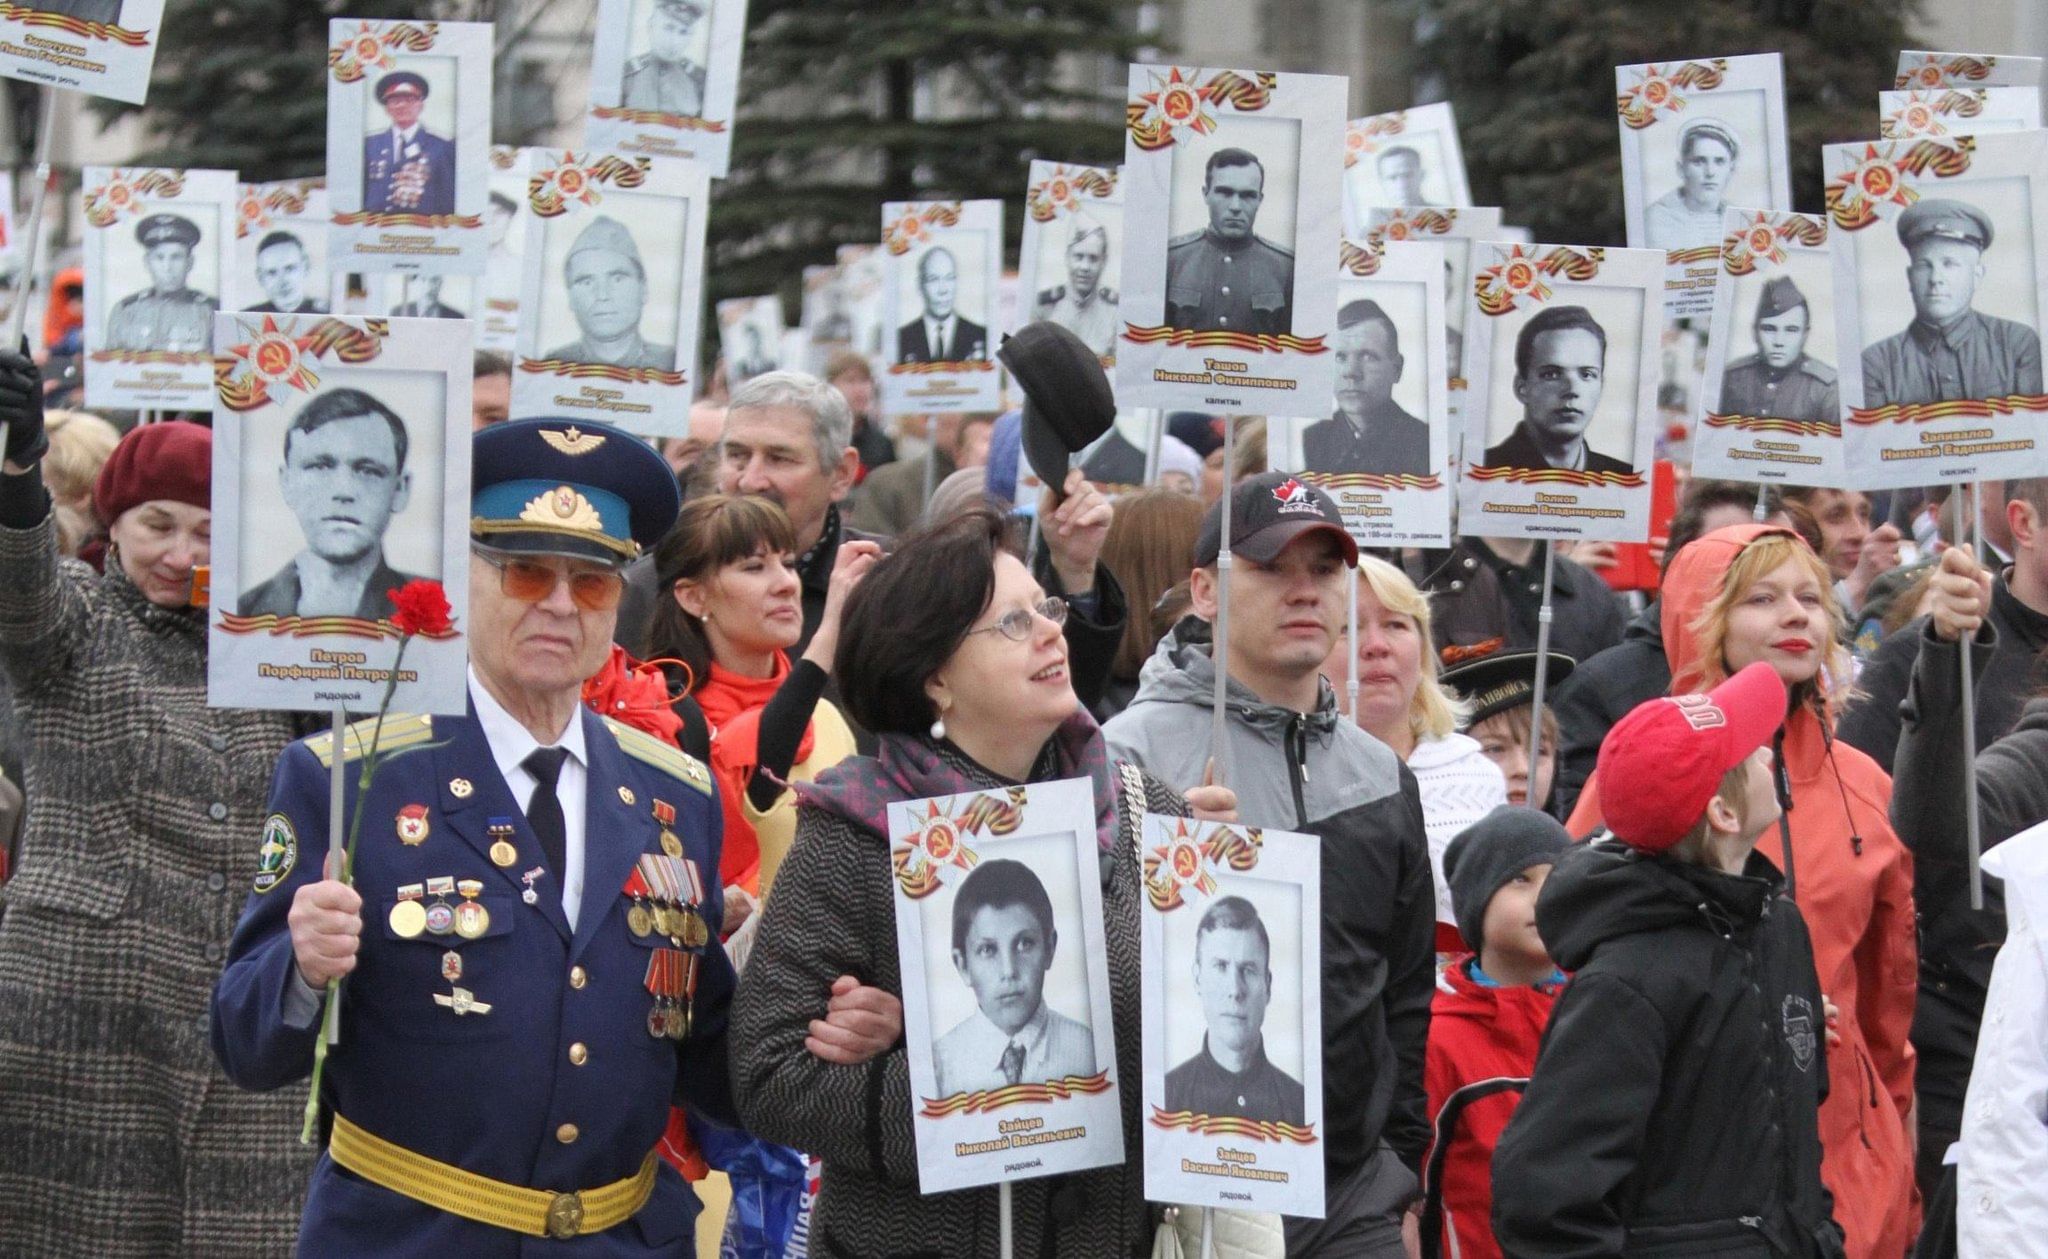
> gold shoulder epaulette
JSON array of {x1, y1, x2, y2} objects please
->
[
  {"x1": 306, "y1": 713, "x2": 436, "y2": 768},
  {"x1": 603, "y1": 717, "x2": 712, "y2": 796}
]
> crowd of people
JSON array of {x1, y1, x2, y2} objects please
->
[{"x1": 0, "y1": 322, "x2": 2043, "y2": 1259}]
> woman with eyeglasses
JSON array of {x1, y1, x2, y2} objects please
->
[
  {"x1": 647, "y1": 494, "x2": 878, "y2": 925},
  {"x1": 732, "y1": 508, "x2": 1236, "y2": 1256}
]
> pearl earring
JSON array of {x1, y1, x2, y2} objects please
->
[{"x1": 929, "y1": 713, "x2": 947, "y2": 741}]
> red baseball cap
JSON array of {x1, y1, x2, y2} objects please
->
[{"x1": 1597, "y1": 662, "x2": 1787, "y2": 853}]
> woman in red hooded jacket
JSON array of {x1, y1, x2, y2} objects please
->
[{"x1": 1568, "y1": 524, "x2": 1918, "y2": 1259}]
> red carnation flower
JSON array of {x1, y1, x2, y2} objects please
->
[{"x1": 389, "y1": 579, "x2": 454, "y2": 637}]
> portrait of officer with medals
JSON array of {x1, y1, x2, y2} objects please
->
[
  {"x1": 1165, "y1": 147, "x2": 1295, "y2": 335},
  {"x1": 1163, "y1": 895, "x2": 1306, "y2": 1127},
  {"x1": 620, "y1": 0, "x2": 709, "y2": 117},
  {"x1": 1861, "y1": 197, "x2": 2045, "y2": 409},
  {"x1": 106, "y1": 213, "x2": 217, "y2": 353},
  {"x1": 363, "y1": 70, "x2": 457, "y2": 217},
  {"x1": 1716, "y1": 275, "x2": 1838, "y2": 423},
  {"x1": 543, "y1": 215, "x2": 678, "y2": 372},
  {"x1": 1032, "y1": 211, "x2": 1119, "y2": 358},
  {"x1": 212, "y1": 417, "x2": 742, "y2": 1251}
]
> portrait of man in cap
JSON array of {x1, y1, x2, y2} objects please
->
[
  {"x1": 931, "y1": 859, "x2": 1095, "y2": 1098},
  {"x1": 1644, "y1": 117, "x2": 1740, "y2": 251},
  {"x1": 1376, "y1": 145, "x2": 1430, "y2": 208},
  {"x1": 247, "y1": 230, "x2": 328, "y2": 316},
  {"x1": 1033, "y1": 211, "x2": 1119, "y2": 357},
  {"x1": 1164, "y1": 895, "x2": 1306, "y2": 1127},
  {"x1": 1484, "y1": 304, "x2": 1632, "y2": 475},
  {"x1": 620, "y1": 0, "x2": 708, "y2": 117},
  {"x1": 896, "y1": 245, "x2": 989, "y2": 364},
  {"x1": 543, "y1": 215, "x2": 676, "y2": 371},
  {"x1": 1717, "y1": 275, "x2": 1836, "y2": 423},
  {"x1": 106, "y1": 213, "x2": 217, "y2": 353},
  {"x1": 363, "y1": 70, "x2": 456, "y2": 216},
  {"x1": 239, "y1": 386, "x2": 428, "y2": 622},
  {"x1": 1862, "y1": 197, "x2": 2044, "y2": 408},
  {"x1": 1302, "y1": 299, "x2": 1431, "y2": 476},
  {"x1": 1166, "y1": 147, "x2": 1295, "y2": 335},
  {"x1": 391, "y1": 274, "x2": 466, "y2": 321}
]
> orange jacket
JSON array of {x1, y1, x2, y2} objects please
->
[{"x1": 1567, "y1": 524, "x2": 1919, "y2": 1259}]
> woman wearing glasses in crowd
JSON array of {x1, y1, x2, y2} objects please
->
[
  {"x1": 733, "y1": 509, "x2": 1237, "y2": 1255},
  {"x1": 0, "y1": 360, "x2": 310, "y2": 1252},
  {"x1": 647, "y1": 493, "x2": 879, "y2": 927}
]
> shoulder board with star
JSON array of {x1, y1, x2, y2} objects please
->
[
  {"x1": 305, "y1": 713, "x2": 435, "y2": 768},
  {"x1": 603, "y1": 716, "x2": 712, "y2": 796}
]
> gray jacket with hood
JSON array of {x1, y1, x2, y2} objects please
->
[{"x1": 1102, "y1": 618, "x2": 1434, "y2": 1177}]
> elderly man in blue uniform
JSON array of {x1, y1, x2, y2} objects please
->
[
  {"x1": 1716, "y1": 275, "x2": 1837, "y2": 423},
  {"x1": 364, "y1": 70, "x2": 457, "y2": 217},
  {"x1": 106, "y1": 213, "x2": 217, "y2": 352},
  {"x1": 212, "y1": 417, "x2": 740, "y2": 1252},
  {"x1": 1165, "y1": 147, "x2": 1295, "y2": 335},
  {"x1": 1862, "y1": 198, "x2": 2044, "y2": 410}
]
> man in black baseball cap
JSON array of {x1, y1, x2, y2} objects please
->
[{"x1": 1107, "y1": 469, "x2": 1433, "y2": 1255}]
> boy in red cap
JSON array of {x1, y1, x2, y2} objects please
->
[{"x1": 1491, "y1": 662, "x2": 1845, "y2": 1258}]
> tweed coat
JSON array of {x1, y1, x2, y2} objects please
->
[{"x1": 0, "y1": 514, "x2": 310, "y2": 1256}]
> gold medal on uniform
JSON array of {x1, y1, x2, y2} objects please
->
[
  {"x1": 659, "y1": 829, "x2": 683, "y2": 858},
  {"x1": 678, "y1": 857, "x2": 711, "y2": 947},
  {"x1": 454, "y1": 879, "x2": 490, "y2": 939},
  {"x1": 488, "y1": 819, "x2": 518, "y2": 868},
  {"x1": 622, "y1": 869, "x2": 655, "y2": 937},
  {"x1": 424, "y1": 876, "x2": 457, "y2": 936},
  {"x1": 395, "y1": 803, "x2": 431, "y2": 846},
  {"x1": 388, "y1": 883, "x2": 428, "y2": 938}
]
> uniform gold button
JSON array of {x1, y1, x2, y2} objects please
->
[
  {"x1": 569, "y1": 966, "x2": 587, "y2": 989},
  {"x1": 557, "y1": 1123, "x2": 579, "y2": 1144},
  {"x1": 569, "y1": 1042, "x2": 589, "y2": 1066}
]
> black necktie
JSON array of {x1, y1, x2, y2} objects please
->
[{"x1": 523, "y1": 747, "x2": 569, "y2": 880}]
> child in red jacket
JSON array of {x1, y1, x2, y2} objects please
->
[{"x1": 1422, "y1": 807, "x2": 1570, "y2": 1259}]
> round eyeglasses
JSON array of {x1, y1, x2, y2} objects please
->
[{"x1": 964, "y1": 597, "x2": 1068, "y2": 643}]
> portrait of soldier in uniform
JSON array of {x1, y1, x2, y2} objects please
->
[
  {"x1": 1644, "y1": 117, "x2": 1739, "y2": 251},
  {"x1": 1165, "y1": 148, "x2": 1294, "y2": 335},
  {"x1": 1861, "y1": 197, "x2": 2044, "y2": 408},
  {"x1": 363, "y1": 71, "x2": 457, "y2": 217},
  {"x1": 1033, "y1": 210, "x2": 1118, "y2": 358},
  {"x1": 391, "y1": 274, "x2": 466, "y2": 320},
  {"x1": 932, "y1": 859, "x2": 1095, "y2": 1097},
  {"x1": 543, "y1": 215, "x2": 677, "y2": 371},
  {"x1": 1483, "y1": 304, "x2": 1632, "y2": 475},
  {"x1": 620, "y1": 0, "x2": 708, "y2": 117},
  {"x1": 896, "y1": 245, "x2": 989, "y2": 364},
  {"x1": 1302, "y1": 299, "x2": 1431, "y2": 476},
  {"x1": 728, "y1": 320, "x2": 776, "y2": 383},
  {"x1": 247, "y1": 231, "x2": 328, "y2": 316},
  {"x1": 1164, "y1": 895, "x2": 1305, "y2": 1127},
  {"x1": 1717, "y1": 275, "x2": 1837, "y2": 422},
  {"x1": 1376, "y1": 145, "x2": 1430, "y2": 208},
  {"x1": 238, "y1": 387, "x2": 428, "y2": 621},
  {"x1": 106, "y1": 213, "x2": 217, "y2": 353}
]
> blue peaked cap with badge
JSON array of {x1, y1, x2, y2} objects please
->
[{"x1": 471, "y1": 418, "x2": 679, "y2": 564}]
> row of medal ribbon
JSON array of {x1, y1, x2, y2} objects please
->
[
  {"x1": 644, "y1": 947, "x2": 699, "y2": 1041},
  {"x1": 626, "y1": 852, "x2": 711, "y2": 948}
]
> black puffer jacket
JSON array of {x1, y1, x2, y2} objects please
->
[
  {"x1": 1492, "y1": 841, "x2": 1844, "y2": 1259},
  {"x1": 1550, "y1": 601, "x2": 1668, "y2": 819}
]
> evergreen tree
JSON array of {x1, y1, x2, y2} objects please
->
[
  {"x1": 709, "y1": 0, "x2": 1145, "y2": 306},
  {"x1": 1416, "y1": 0, "x2": 1918, "y2": 244}
]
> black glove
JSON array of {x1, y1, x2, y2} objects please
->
[{"x1": 0, "y1": 342, "x2": 46, "y2": 469}]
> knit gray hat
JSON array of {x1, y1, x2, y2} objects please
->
[{"x1": 1442, "y1": 806, "x2": 1572, "y2": 953}]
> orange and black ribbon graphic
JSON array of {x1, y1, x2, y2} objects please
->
[
  {"x1": 1703, "y1": 413, "x2": 1841, "y2": 438},
  {"x1": 1848, "y1": 393, "x2": 2048, "y2": 426},
  {"x1": 517, "y1": 357, "x2": 687, "y2": 387},
  {"x1": 0, "y1": 3, "x2": 148, "y2": 44},
  {"x1": 1466, "y1": 464, "x2": 1647, "y2": 489},
  {"x1": 920, "y1": 1071, "x2": 1113, "y2": 1118},
  {"x1": 1121, "y1": 324, "x2": 1328, "y2": 355},
  {"x1": 217, "y1": 611, "x2": 460, "y2": 642},
  {"x1": 1616, "y1": 60, "x2": 1729, "y2": 129},
  {"x1": 1150, "y1": 1107, "x2": 1318, "y2": 1145}
]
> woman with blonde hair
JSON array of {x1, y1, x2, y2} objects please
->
[
  {"x1": 1566, "y1": 523, "x2": 1918, "y2": 1259},
  {"x1": 41, "y1": 409, "x2": 120, "y2": 560},
  {"x1": 1323, "y1": 554, "x2": 1506, "y2": 947}
]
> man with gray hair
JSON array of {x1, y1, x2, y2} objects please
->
[
  {"x1": 544, "y1": 215, "x2": 674, "y2": 371},
  {"x1": 1033, "y1": 212, "x2": 1118, "y2": 357},
  {"x1": 896, "y1": 246, "x2": 988, "y2": 364}
]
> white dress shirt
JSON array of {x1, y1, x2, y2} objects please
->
[
  {"x1": 924, "y1": 313, "x2": 957, "y2": 360},
  {"x1": 391, "y1": 124, "x2": 420, "y2": 163},
  {"x1": 469, "y1": 667, "x2": 590, "y2": 930}
]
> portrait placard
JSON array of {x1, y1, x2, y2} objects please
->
[
  {"x1": 1361, "y1": 206, "x2": 1503, "y2": 439},
  {"x1": 1016, "y1": 162, "x2": 1124, "y2": 363},
  {"x1": 585, "y1": 0, "x2": 749, "y2": 177},
  {"x1": 208, "y1": 312, "x2": 473, "y2": 715},
  {"x1": 1616, "y1": 54, "x2": 1792, "y2": 322},
  {"x1": 802, "y1": 263, "x2": 853, "y2": 370},
  {"x1": 477, "y1": 145, "x2": 532, "y2": 353},
  {"x1": 231, "y1": 180, "x2": 340, "y2": 317},
  {"x1": 837, "y1": 242, "x2": 887, "y2": 368},
  {"x1": 879, "y1": 199, "x2": 1004, "y2": 417},
  {"x1": 0, "y1": 0, "x2": 167, "y2": 104},
  {"x1": 325, "y1": 19, "x2": 493, "y2": 277},
  {"x1": 1878, "y1": 88, "x2": 2043, "y2": 140},
  {"x1": 1340, "y1": 102, "x2": 1471, "y2": 239},
  {"x1": 1825, "y1": 131, "x2": 2048, "y2": 489},
  {"x1": 888, "y1": 777, "x2": 1124, "y2": 1194},
  {"x1": 1459, "y1": 243, "x2": 1664, "y2": 542},
  {"x1": 1895, "y1": 51, "x2": 2044, "y2": 91},
  {"x1": 512, "y1": 150, "x2": 709, "y2": 438},
  {"x1": 1116, "y1": 66, "x2": 1345, "y2": 414},
  {"x1": 1282, "y1": 238, "x2": 1453, "y2": 548},
  {"x1": 359, "y1": 271, "x2": 478, "y2": 322},
  {"x1": 716, "y1": 295, "x2": 784, "y2": 387},
  {"x1": 1141, "y1": 816, "x2": 1323, "y2": 1218},
  {"x1": 1694, "y1": 209, "x2": 1844, "y2": 485},
  {"x1": 83, "y1": 165, "x2": 235, "y2": 411}
]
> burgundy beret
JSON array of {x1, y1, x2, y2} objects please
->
[{"x1": 93, "y1": 420, "x2": 210, "y2": 526}]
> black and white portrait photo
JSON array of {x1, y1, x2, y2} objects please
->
[
  {"x1": 238, "y1": 386, "x2": 432, "y2": 621},
  {"x1": 1162, "y1": 895, "x2": 1305, "y2": 1127},
  {"x1": 1619, "y1": 54, "x2": 1790, "y2": 257},
  {"x1": 1483, "y1": 303, "x2": 1637, "y2": 475},
  {"x1": 717, "y1": 295, "x2": 783, "y2": 385},
  {"x1": 362, "y1": 67, "x2": 457, "y2": 218},
  {"x1": 621, "y1": 0, "x2": 710, "y2": 117},
  {"x1": 1302, "y1": 298, "x2": 1431, "y2": 476},
  {"x1": 391, "y1": 273, "x2": 468, "y2": 320},
  {"x1": 1032, "y1": 211, "x2": 1119, "y2": 357},
  {"x1": 247, "y1": 230, "x2": 329, "y2": 316},
  {"x1": 1643, "y1": 117, "x2": 1740, "y2": 251},
  {"x1": 1165, "y1": 135, "x2": 1299, "y2": 335},
  {"x1": 85, "y1": 167, "x2": 236, "y2": 411},
  {"x1": 542, "y1": 213, "x2": 677, "y2": 371},
  {"x1": 105, "y1": 212, "x2": 218, "y2": 353},
  {"x1": 895, "y1": 242, "x2": 990, "y2": 365},
  {"x1": 1716, "y1": 272, "x2": 1837, "y2": 423}
]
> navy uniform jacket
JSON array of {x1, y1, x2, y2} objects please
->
[
  {"x1": 364, "y1": 128, "x2": 458, "y2": 217},
  {"x1": 211, "y1": 704, "x2": 734, "y2": 1256},
  {"x1": 1716, "y1": 353, "x2": 1838, "y2": 424},
  {"x1": 1164, "y1": 229, "x2": 1293, "y2": 335}
]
